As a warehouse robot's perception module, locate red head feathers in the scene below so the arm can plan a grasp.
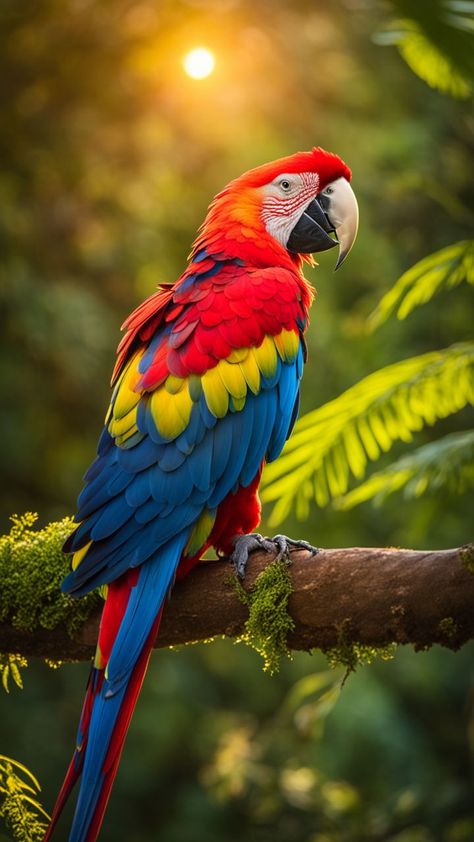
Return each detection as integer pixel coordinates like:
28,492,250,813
227,147,352,191
114,148,358,379
192,146,354,267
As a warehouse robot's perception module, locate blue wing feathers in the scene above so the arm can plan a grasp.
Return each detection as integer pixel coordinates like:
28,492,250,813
134,498,163,525
176,404,206,453
199,393,218,430
267,362,301,462
296,342,304,378
187,429,213,492
97,427,114,457
90,496,134,543
207,402,254,508
117,436,163,472
125,472,151,508
157,443,187,472
210,414,233,484
65,337,304,597
241,389,277,487
82,449,116,484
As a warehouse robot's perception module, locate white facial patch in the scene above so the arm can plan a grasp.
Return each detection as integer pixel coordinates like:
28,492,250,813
261,171,320,247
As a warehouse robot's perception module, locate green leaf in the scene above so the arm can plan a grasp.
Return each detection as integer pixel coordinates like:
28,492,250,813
385,16,472,97
369,241,474,330
336,429,474,509
0,656,27,695
261,343,474,524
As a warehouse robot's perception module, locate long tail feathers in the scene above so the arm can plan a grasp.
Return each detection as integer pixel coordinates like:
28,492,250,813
43,667,101,840
44,535,187,842
74,611,161,842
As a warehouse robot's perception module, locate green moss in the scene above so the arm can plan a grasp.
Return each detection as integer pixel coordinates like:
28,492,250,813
0,512,100,644
460,543,474,573
324,619,396,675
439,616,459,641
233,559,295,674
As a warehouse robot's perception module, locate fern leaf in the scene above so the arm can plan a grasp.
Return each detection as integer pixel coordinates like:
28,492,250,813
336,429,474,509
369,241,474,330
261,343,474,524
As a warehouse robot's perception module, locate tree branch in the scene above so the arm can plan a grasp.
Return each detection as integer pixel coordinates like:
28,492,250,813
1,545,473,661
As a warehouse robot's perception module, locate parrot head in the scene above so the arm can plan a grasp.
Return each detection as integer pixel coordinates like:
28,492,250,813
199,147,358,270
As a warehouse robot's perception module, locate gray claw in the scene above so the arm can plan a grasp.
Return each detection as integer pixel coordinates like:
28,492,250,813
270,534,319,563
230,533,274,578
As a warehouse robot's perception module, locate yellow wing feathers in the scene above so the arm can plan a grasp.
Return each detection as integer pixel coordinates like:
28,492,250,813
107,329,299,445
71,540,93,571
110,352,142,419
274,328,299,362
151,381,193,438
107,352,142,446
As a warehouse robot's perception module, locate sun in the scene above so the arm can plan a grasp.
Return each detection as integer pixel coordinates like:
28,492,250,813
183,47,215,80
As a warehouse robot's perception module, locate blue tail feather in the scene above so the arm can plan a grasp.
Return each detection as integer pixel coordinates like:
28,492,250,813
68,532,188,842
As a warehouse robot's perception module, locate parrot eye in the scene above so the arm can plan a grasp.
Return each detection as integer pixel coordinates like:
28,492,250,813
324,186,334,195
279,179,291,191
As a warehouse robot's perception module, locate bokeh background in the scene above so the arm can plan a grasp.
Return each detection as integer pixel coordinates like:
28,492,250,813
1,1,473,840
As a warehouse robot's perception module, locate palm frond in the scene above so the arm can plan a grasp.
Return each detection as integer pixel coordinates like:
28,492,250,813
369,241,474,330
335,429,474,509
261,343,474,524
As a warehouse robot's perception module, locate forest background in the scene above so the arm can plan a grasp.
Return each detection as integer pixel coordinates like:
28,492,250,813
0,0,473,840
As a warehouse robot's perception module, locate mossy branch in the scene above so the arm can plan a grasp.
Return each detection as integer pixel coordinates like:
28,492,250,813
0,515,473,665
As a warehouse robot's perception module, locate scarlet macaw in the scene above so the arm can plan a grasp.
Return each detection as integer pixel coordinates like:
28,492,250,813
45,147,358,841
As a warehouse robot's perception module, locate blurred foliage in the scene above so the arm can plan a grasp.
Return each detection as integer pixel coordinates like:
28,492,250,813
383,0,474,95
337,429,474,509
368,240,474,328
394,20,471,100
1,0,473,840
261,342,474,520
0,756,49,842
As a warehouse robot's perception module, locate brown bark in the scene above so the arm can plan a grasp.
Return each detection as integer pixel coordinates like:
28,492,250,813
1,545,473,661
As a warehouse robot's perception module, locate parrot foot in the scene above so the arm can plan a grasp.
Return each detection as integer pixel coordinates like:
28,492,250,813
229,533,319,579
270,534,319,563
230,533,275,579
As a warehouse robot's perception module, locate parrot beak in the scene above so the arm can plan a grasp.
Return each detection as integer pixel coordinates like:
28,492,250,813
287,177,359,270
318,177,359,270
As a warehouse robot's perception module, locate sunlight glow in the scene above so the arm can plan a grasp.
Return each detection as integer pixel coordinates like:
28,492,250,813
183,47,215,80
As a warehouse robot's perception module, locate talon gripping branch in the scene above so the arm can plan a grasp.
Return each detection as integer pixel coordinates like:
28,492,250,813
45,148,358,842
